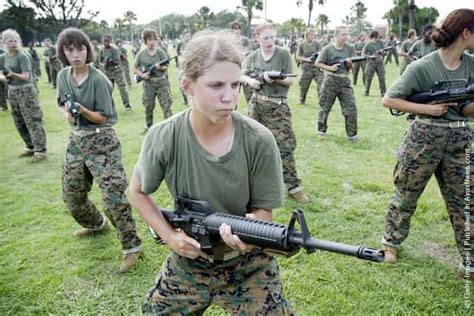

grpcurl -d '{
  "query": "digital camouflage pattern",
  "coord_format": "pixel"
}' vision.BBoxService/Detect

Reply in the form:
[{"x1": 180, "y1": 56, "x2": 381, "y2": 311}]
[
  {"x1": 364, "y1": 58, "x2": 386, "y2": 96},
  {"x1": 353, "y1": 40, "x2": 366, "y2": 85},
  {"x1": 318, "y1": 75, "x2": 357, "y2": 137},
  {"x1": 104, "y1": 66, "x2": 130, "y2": 108},
  {"x1": 142, "y1": 77, "x2": 173, "y2": 127},
  {"x1": 62, "y1": 128, "x2": 141, "y2": 251},
  {"x1": 248, "y1": 98, "x2": 300, "y2": 190},
  {"x1": 383, "y1": 121, "x2": 473, "y2": 264},
  {"x1": 142, "y1": 250, "x2": 295, "y2": 315},
  {"x1": 9, "y1": 84, "x2": 46, "y2": 153},
  {"x1": 384, "y1": 40, "x2": 399, "y2": 66},
  {"x1": 118, "y1": 46, "x2": 132, "y2": 87},
  {"x1": 299, "y1": 62, "x2": 324, "y2": 102}
]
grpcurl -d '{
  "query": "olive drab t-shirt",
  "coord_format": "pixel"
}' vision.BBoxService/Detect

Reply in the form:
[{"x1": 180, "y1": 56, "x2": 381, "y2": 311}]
[
  {"x1": 44, "y1": 46, "x2": 58, "y2": 61},
  {"x1": 118, "y1": 47, "x2": 128, "y2": 61},
  {"x1": 354, "y1": 40, "x2": 366, "y2": 54},
  {"x1": 99, "y1": 46, "x2": 121, "y2": 67},
  {"x1": 387, "y1": 51, "x2": 474, "y2": 122},
  {"x1": 134, "y1": 109, "x2": 284, "y2": 215},
  {"x1": 243, "y1": 46, "x2": 293, "y2": 98},
  {"x1": 400, "y1": 39, "x2": 416, "y2": 54},
  {"x1": 297, "y1": 40, "x2": 322, "y2": 59},
  {"x1": 133, "y1": 48, "x2": 168, "y2": 78},
  {"x1": 4, "y1": 50, "x2": 32, "y2": 86},
  {"x1": 316, "y1": 43, "x2": 356, "y2": 75},
  {"x1": 408, "y1": 39, "x2": 436, "y2": 58},
  {"x1": 56, "y1": 65, "x2": 118, "y2": 130},
  {"x1": 361, "y1": 40, "x2": 385, "y2": 56}
]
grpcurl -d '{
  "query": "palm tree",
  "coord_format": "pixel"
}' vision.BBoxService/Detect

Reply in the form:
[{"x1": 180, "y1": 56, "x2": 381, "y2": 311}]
[
  {"x1": 124, "y1": 11, "x2": 137, "y2": 42},
  {"x1": 195, "y1": 6, "x2": 215, "y2": 29},
  {"x1": 297, "y1": 0, "x2": 326, "y2": 27},
  {"x1": 114, "y1": 18, "x2": 125, "y2": 39},
  {"x1": 237, "y1": 0, "x2": 263, "y2": 35},
  {"x1": 408, "y1": 0, "x2": 416, "y2": 30},
  {"x1": 351, "y1": 0, "x2": 367, "y2": 33},
  {"x1": 316, "y1": 14, "x2": 329, "y2": 35}
]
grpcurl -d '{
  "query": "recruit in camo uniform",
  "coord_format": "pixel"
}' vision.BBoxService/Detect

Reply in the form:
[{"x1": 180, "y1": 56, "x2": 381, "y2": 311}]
[
  {"x1": 28, "y1": 43, "x2": 41, "y2": 77},
  {"x1": 407, "y1": 25, "x2": 437, "y2": 62},
  {"x1": 242, "y1": 24, "x2": 310, "y2": 204},
  {"x1": 115, "y1": 39, "x2": 132, "y2": 87},
  {"x1": 44, "y1": 39, "x2": 62, "y2": 88},
  {"x1": 381, "y1": 10, "x2": 473, "y2": 275},
  {"x1": 362, "y1": 30, "x2": 387, "y2": 97},
  {"x1": 91, "y1": 40, "x2": 101, "y2": 69},
  {"x1": 176, "y1": 31, "x2": 191, "y2": 105},
  {"x1": 315, "y1": 26, "x2": 358, "y2": 142},
  {"x1": 0, "y1": 47, "x2": 7, "y2": 111},
  {"x1": 352, "y1": 33, "x2": 367, "y2": 85},
  {"x1": 229, "y1": 21, "x2": 254, "y2": 103},
  {"x1": 43, "y1": 39, "x2": 52, "y2": 84},
  {"x1": 23, "y1": 49, "x2": 38, "y2": 91},
  {"x1": 1, "y1": 29, "x2": 47, "y2": 162},
  {"x1": 296, "y1": 28, "x2": 323, "y2": 104},
  {"x1": 134, "y1": 29, "x2": 173, "y2": 132},
  {"x1": 399, "y1": 29, "x2": 417, "y2": 75},
  {"x1": 99, "y1": 35, "x2": 132, "y2": 110},
  {"x1": 384, "y1": 34, "x2": 399, "y2": 66},
  {"x1": 158, "y1": 35, "x2": 169, "y2": 57}
]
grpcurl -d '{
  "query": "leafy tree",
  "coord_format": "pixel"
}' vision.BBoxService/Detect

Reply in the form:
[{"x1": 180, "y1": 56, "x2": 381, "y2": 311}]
[
  {"x1": 28, "y1": 0, "x2": 99, "y2": 34},
  {"x1": 114, "y1": 18, "x2": 126, "y2": 39},
  {"x1": 212, "y1": 10, "x2": 247, "y2": 31},
  {"x1": 0, "y1": 1, "x2": 37, "y2": 44},
  {"x1": 124, "y1": 11, "x2": 137, "y2": 42},
  {"x1": 315, "y1": 14, "x2": 330, "y2": 35},
  {"x1": 194, "y1": 6, "x2": 215, "y2": 30},
  {"x1": 351, "y1": 0, "x2": 367, "y2": 34}
]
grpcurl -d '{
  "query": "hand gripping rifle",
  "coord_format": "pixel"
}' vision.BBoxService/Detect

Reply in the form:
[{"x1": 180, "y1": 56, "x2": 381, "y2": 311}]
[
  {"x1": 302, "y1": 52, "x2": 319, "y2": 63},
  {"x1": 135, "y1": 55, "x2": 177, "y2": 83},
  {"x1": 389, "y1": 79, "x2": 474, "y2": 116},
  {"x1": 326, "y1": 55, "x2": 378, "y2": 70},
  {"x1": 248, "y1": 69, "x2": 297, "y2": 90},
  {"x1": 148, "y1": 196, "x2": 385, "y2": 263}
]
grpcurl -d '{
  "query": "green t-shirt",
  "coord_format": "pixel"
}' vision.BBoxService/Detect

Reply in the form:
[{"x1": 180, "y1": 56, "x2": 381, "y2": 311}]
[
  {"x1": 400, "y1": 39, "x2": 416, "y2": 54},
  {"x1": 243, "y1": 47, "x2": 293, "y2": 98},
  {"x1": 408, "y1": 39, "x2": 436, "y2": 58},
  {"x1": 99, "y1": 46, "x2": 121, "y2": 68},
  {"x1": 134, "y1": 109, "x2": 284, "y2": 215},
  {"x1": 387, "y1": 51, "x2": 474, "y2": 122},
  {"x1": 4, "y1": 50, "x2": 31, "y2": 86},
  {"x1": 361, "y1": 39, "x2": 385, "y2": 56},
  {"x1": 316, "y1": 43, "x2": 356, "y2": 75},
  {"x1": 354, "y1": 40, "x2": 366, "y2": 53},
  {"x1": 133, "y1": 48, "x2": 168, "y2": 77},
  {"x1": 57, "y1": 65, "x2": 118, "y2": 130},
  {"x1": 44, "y1": 46, "x2": 58, "y2": 61},
  {"x1": 118, "y1": 47, "x2": 128, "y2": 61},
  {"x1": 297, "y1": 40, "x2": 322, "y2": 59}
]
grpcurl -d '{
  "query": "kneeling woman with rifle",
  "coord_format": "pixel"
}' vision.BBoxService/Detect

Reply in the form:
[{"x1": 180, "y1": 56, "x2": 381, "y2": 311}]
[
  {"x1": 381, "y1": 9, "x2": 474, "y2": 278},
  {"x1": 129, "y1": 29, "x2": 295, "y2": 315}
]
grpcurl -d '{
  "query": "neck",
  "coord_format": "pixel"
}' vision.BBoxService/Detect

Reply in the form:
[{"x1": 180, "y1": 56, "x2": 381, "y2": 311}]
[
  {"x1": 147, "y1": 47, "x2": 156, "y2": 54},
  {"x1": 438, "y1": 42, "x2": 465, "y2": 70},
  {"x1": 73, "y1": 64, "x2": 88, "y2": 75},
  {"x1": 335, "y1": 41, "x2": 344, "y2": 49}
]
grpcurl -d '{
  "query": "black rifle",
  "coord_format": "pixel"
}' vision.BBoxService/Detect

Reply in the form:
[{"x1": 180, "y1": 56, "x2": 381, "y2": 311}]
[
  {"x1": 302, "y1": 52, "x2": 319, "y2": 63},
  {"x1": 376, "y1": 46, "x2": 393, "y2": 56},
  {"x1": 148, "y1": 196, "x2": 385, "y2": 263},
  {"x1": 135, "y1": 55, "x2": 177, "y2": 83},
  {"x1": 326, "y1": 56, "x2": 378, "y2": 70},
  {"x1": 248, "y1": 69, "x2": 297, "y2": 90},
  {"x1": 390, "y1": 79, "x2": 474, "y2": 116},
  {"x1": 102, "y1": 57, "x2": 119, "y2": 67},
  {"x1": 1, "y1": 67, "x2": 11, "y2": 84},
  {"x1": 61, "y1": 94, "x2": 80, "y2": 117}
]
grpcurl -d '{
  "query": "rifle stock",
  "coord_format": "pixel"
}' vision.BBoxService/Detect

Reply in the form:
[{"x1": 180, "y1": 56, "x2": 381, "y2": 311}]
[{"x1": 135, "y1": 55, "x2": 177, "y2": 83}]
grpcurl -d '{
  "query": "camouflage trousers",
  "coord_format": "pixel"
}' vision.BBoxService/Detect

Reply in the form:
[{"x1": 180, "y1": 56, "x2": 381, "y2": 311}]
[
  {"x1": 62, "y1": 128, "x2": 141, "y2": 251},
  {"x1": 384, "y1": 50, "x2": 399, "y2": 66},
  {"x1": 44, "y1": 61, "x2": 51, "y2": 83},
  {"x1": 352, "y1": 60, "x2": 366, "y2": 86},
  {"x1": 105, "y1": 66, "x2": 130, "y2": 108},
  {"x1": 364, "y1": 58, "x2": 386, "y2": 96},
  {"x1": 8, "y1": 83, "x2": 47, "y2": 153},
  {"x1": 299, "y1": 63, "x2": 324, "y2": 102},
  {"x1": 318, "y1": 75, "x2": 358, "y2": 137},
  {"x1": 248, "y1": 97, "x2": 301, "y2": 191},
  {"x1": 142, "y1": 77, "x2": 173, "y2": 127},
  {"x1": 142, "y1": 250, "x2": 295, "y2": 315},
  {"x1": 382, "y1": 121, "x2": 473, "y2": 264},
  {"x1": 0, "y1": 80, "x2": 7, "y2": 109},
  {"x1": 49, "y1": 59, "x2": 62, "y2": 88},
  {"x1": 178, "y1": 72, "x2": 188, "y2": 106},
  {"x1": 120, "y1": 60, "x2": 132, "y2": 87}
]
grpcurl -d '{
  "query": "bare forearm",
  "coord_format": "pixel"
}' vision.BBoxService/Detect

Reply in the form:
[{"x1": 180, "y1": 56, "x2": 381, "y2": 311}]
[{"x1": 79, "y1": 105, "x2": 107, "y2": 124}]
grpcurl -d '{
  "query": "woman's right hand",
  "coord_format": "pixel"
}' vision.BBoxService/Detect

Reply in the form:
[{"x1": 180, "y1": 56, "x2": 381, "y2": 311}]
[
  {"x1": 166, "y1": 230, "x2": 201, "y2": 259},
  {"x1": 141, "y1": 73, "x2": 150, "y2": 81},
  {"x1": 248, "y1": 78, "x2": 261, "y2": 90},
  {"x1": 422, "y1": 102, "x2": 457, "y2": 116}
]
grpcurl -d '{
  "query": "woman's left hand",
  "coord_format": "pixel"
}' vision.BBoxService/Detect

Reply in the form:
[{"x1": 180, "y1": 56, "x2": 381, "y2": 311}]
[{"x1": 219, "y1": 213, "x2": 257, "y2": 255}]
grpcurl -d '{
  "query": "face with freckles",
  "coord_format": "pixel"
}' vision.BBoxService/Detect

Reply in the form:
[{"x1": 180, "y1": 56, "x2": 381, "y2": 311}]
[
  {"x1": 183, "y1": 61, "x2": 240, "y2": 125},
  {"x1": 258, "y1": 28, "x2": 276, "y2": 53}
]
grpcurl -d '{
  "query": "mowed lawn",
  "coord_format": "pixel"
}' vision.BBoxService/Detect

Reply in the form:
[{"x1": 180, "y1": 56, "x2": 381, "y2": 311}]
[{"x1": 0, "y1": 47, "x2": 470, "y2": 315}]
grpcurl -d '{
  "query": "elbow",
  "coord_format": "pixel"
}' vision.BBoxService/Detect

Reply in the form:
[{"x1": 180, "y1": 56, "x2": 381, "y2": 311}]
[{"x1": 382, "y1": 96, "x2": 392, "y2": 109}]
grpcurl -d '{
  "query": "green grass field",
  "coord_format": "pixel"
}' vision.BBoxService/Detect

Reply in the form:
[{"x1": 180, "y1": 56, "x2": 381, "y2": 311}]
[{"x1": 0, "y1": 48, "x2": 470, "y2": 315}]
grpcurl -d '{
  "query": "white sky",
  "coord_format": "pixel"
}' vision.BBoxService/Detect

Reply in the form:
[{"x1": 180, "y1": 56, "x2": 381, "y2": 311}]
[{"x1": 1, "y1": 0, "x2": 473, "y2": 27}]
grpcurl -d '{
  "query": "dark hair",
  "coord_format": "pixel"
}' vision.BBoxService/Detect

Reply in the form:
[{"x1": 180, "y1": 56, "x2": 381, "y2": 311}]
[
  {"x1": 57, "y1": 27, "x2": 94, "y2": 66},
  {"x1": 407, "y1": 29, "x2": 416, "y2": 39},
  {"x1": 432, "y1": 9, "x2": 474, "y2": 48},
  {"x1": 230, "y1": 21, "x2": 241, "y2": 29},
  {"x1": 115, "y1": 39, "x2": 122, "y2": 45},
  {"x1": 141, "y1": 28, "x2": 158, "y2": 44},
  {"x1": 369, "y1": 30, "x2": 379, "y2": 39}
]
